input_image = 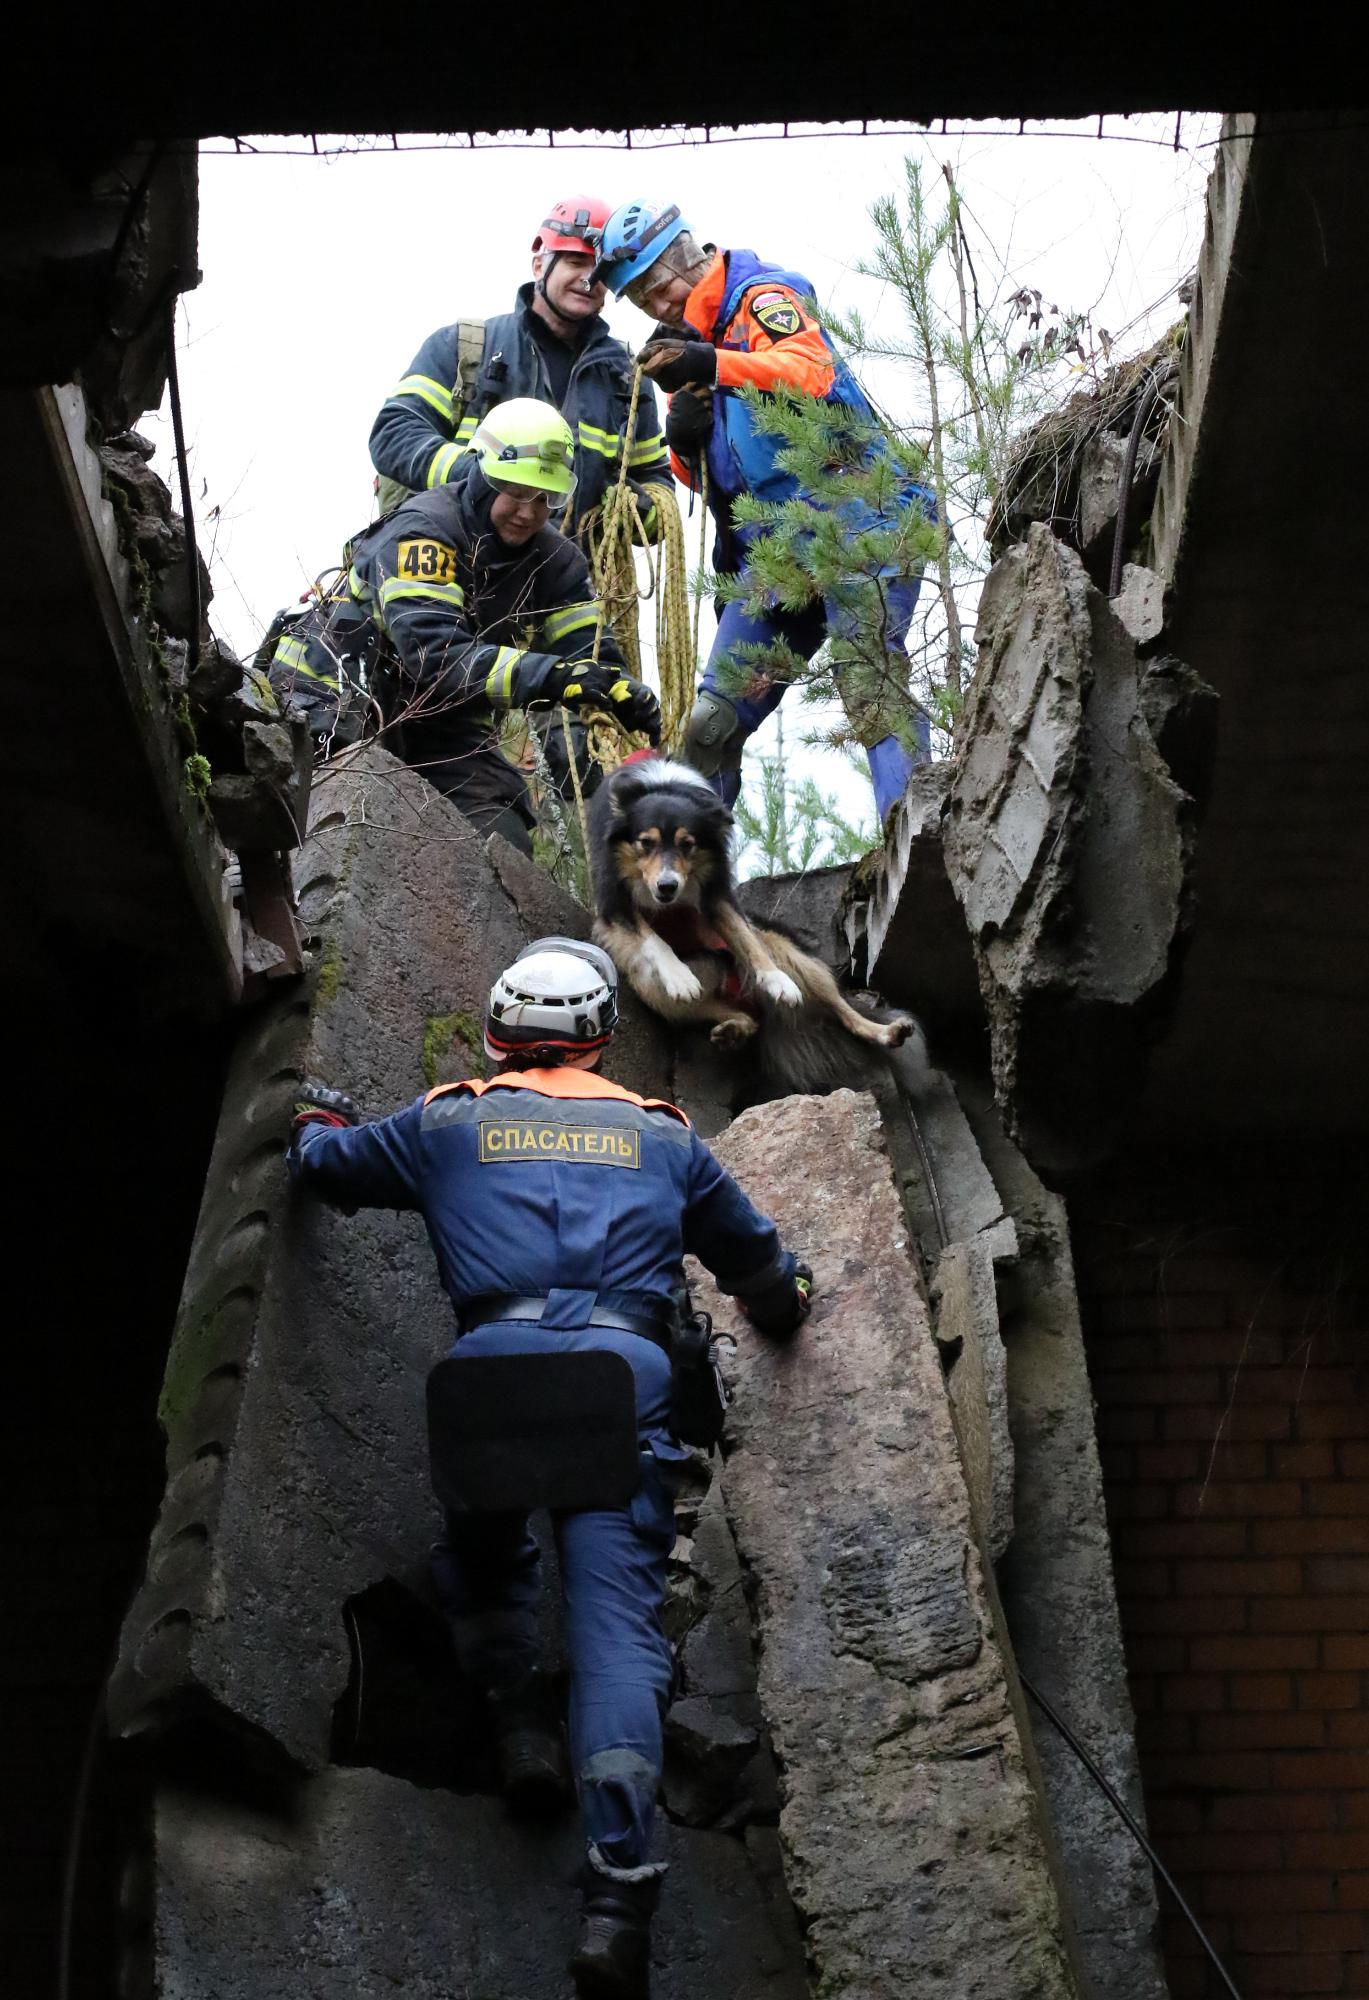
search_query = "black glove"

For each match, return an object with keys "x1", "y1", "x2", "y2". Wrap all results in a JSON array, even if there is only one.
[
  {"x1": 291, "y1": 1081, "x2": 359, "y2": 1133},
  {"x1": 535, "y1": 658, "x2": 662, "y2": 742},
  {"x1": 666, "y1": 387, "x2": 714, "y2": 460},
  {"x1": 738, "y1": 1258, "x2": 814, "y2": 1340},
  {"x1": 638, "y1": 338, "x2": 717, "y2": 394}
]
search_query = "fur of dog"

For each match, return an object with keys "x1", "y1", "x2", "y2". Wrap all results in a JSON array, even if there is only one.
[{"x1": 589, "y1": 757, "x2": 914, "y2": 1092}]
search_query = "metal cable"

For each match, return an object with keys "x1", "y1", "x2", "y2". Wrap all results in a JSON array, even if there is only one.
[
  {"x1": 164, "y1": 284, "x2": 203, "y2": 656},
  {"x1": 1019, "y1": 1672, "x2": 1245, "y2": 2000},
  {"x1": 1108, "y1": 370, "x2": 1163, "y2": 600}
]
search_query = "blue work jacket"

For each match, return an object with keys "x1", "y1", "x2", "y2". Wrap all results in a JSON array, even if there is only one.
[{"x1": 288, "y1": 1068, "x2": 793, "y2": 1329}]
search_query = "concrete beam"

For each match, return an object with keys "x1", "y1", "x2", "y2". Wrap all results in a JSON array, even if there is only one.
[
  {"x1": 1129, "y1": 114, "x2": 1369, "y2": 1138},
  {"x1": 694, "y1": 1089, "x2": 1081, "y2": 2000},
  {"x1": 2, "y1": 382, "x2": 238, "y2": 1018},
  {"x1": 945, "y1": 524, "x2": 1194, "y2": 1172}
]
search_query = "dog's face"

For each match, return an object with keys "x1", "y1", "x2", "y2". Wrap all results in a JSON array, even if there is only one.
[{"x1": 607, "y1": 765, "x2": 730, "y2": 914}]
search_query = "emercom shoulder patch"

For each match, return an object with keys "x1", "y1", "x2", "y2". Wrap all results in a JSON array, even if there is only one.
[
  {"x1": 478, "y1": 1121, "x2": 641, "y2": 1168},
  {"x1": 396, "y1": 538, "x2": 459, "y2": 583},
  {"x1": 750, "y1": 290, "x2": 803, "y2": 338}
]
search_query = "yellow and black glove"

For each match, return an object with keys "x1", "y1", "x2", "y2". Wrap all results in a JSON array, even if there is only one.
[{"x1": 538, "y1": 660, "x2": 661, "y2": 743}]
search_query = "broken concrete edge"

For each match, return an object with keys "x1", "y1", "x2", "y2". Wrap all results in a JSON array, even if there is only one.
[
  {"x1": 932, "y1": 1239, "x2": 1015, "y2": 1562},
  {"x1": 1150, "y1": 115, "x2": 1257, "y2": 585},
  {"x1": 850, "y1": 763, "x2": 950, "y2": 984},
  {"x1": 106, "y1": 983, "x2": 315, "y2": 1744},
  {"x1": 47, "y1": 381, "x2": 242, "y2": 1011}
]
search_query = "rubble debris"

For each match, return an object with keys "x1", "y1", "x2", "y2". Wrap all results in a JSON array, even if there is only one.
[
  {"x1": 989, "y1": 335, "x2": 1182, "y2": 591},
  {"x1": 1111, "y1": 562, "x2": 1167, "y2": 651},
  {"x1": 101, "y1": 427, "x2": 211, "y2": 645},
  {"x1": 99, "y1": 426, "x2": 314, "y2": 993}
]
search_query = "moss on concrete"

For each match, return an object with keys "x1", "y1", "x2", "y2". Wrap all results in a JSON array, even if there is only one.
[
  {"x1": 158, "y1": 1293, "x2": 248, "y2": 1438},
  {"x1": 314, "y1": 939, "x2": 343, "y2": 1010},
  {"x1": 422, "y1": 1008, "x2": 484, "y2": 1089}
]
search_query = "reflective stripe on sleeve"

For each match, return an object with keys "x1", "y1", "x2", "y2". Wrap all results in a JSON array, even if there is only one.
[
  {"x1": 541, "y1": 601, "x2": 601, "y2": 645},
  {"x1": 378, "y1": 576, "x2": 467, "y2": 615},
  {"x1": 392, "y1": 373, "x2": 453, "y2": 419},
  {"x1": 576, "y1": 420, "x2": 624, "y2": 462},
  {"x1": 272, "y1": 635, "x2": 338, "y2": 689},
  {"x1": 629, "y1": 431, "x2": 667, "y2": 466},
  {"x1": 426, "y1": 439, "x2": 467, "y2": 487},
  {"x1": 484, "y1": 646, "x2": 526, "y2": 707}
]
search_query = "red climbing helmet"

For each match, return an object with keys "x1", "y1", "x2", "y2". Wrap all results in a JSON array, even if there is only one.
[{"x1": 532, "y1": 196, "x2": 613, "y2": 256}]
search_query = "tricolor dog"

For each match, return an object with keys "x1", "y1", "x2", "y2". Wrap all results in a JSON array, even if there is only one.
[{"x1": 589, "y1": 758, "x2": 914, "y2": 1091}]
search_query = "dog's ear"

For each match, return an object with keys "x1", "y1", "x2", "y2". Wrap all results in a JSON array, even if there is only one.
[{"x1": 606, "y1": 769, "x2": 659, "y2": 817}]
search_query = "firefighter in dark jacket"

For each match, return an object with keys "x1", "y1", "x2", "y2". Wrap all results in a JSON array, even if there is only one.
[
  {"x1": 268, "y1": 400, "x2": 660, "y2": 855},
  {"x1": 289, "y1": 939, "x2": 812, "y2": 1999},
  {"x1": 369, "y1": 195, "x2": 670, "y2": 531}
]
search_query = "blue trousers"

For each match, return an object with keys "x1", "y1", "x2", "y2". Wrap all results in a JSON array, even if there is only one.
[
  {"x1": 430, "y1": 1321, "x2": 682, "y2": 1873},
  {"x1": 701, "y1": 570, "x2": 930, "y2": 818}
]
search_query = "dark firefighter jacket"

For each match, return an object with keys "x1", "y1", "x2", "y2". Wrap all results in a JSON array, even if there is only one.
[
  {"x1": 369, "y1": 285, "x2": 670, "y2": 532},
  {"x1": 269, "y1": 457, "x2": 626, "y2": 731},
  {"x1": 288, "y1": 1067, "x2": 796, "y2": 1325}
]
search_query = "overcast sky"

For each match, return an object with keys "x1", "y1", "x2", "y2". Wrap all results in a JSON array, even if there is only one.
[{"x1": 146, "y1": 114, "x2": 1221, "y2": 845}]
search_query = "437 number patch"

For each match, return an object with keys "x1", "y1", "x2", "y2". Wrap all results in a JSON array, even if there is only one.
[{"x1": 396, "y1": 538, "x2": 458, "y2": 583}]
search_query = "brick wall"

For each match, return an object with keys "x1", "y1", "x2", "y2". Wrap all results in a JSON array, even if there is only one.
[{"x1": 1073, "y1": 1163, "x2": 1369, "y2": 2000}]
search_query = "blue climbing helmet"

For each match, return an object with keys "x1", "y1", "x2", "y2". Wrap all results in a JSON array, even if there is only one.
[{"x1": 592, "y1": 201, "x2": 691, "y2": 298}]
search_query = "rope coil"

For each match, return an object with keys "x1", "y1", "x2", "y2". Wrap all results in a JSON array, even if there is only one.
[{"x1": 557, "y1": 363, "x2": 707, "y2": 847}]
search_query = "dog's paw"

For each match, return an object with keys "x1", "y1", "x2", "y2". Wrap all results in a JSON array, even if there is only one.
[
  {"x1": 711, "y1": 1014, "x2": 759, "y2": 1051},
  {"x1": 756, "y1": 968, "x2": 803, "y2": 1009},
  {"x1": 659, "y1": 961, "x2": 703, "y2": 1004},
  {"x1": 877, "y1": 1013, "x2": 916, "y2": 1048}
]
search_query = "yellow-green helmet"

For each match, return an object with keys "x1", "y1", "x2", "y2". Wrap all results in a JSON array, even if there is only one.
[{"x1": 469, "y1": 398, "x2": 577, "y2": 500}]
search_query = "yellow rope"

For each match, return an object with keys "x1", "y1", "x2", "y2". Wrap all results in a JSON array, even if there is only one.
[
  {"x1": 556, "y1": 364, "x2": 706, "y2": 858},
  {"x1": 539, "y1": 369, "x2": 716, "y2": 879}
]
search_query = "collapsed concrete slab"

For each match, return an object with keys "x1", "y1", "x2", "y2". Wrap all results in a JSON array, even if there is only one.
[
  {"x1": 692, "y1": 1090, "x2": 1080, "y2": 2000},
  {"x1": 149, "y1": 1772, "x2": 809, "y2": 2000},
  {"x1": 108, "y1": 745, "x2": 671, "y2": 1766},
  {"x1": 944, "y1": 523, "x2": 1199, "y2": 1172},
  {"x1": 953, "y1": 1075, "x2": 1169, "y2": 2000}
]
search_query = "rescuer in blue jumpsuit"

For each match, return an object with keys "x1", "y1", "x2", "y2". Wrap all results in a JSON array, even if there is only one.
[
  {"x1": 288, "y1": 938, "x2": 811, "y2": 1998},
  {"x1": 594, "y1": 201, "x2": 937, "y2": 821}
]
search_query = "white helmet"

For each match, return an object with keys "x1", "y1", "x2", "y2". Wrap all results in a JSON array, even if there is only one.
[{"x1": 483, "y1": 937, "x2": 619, "y2": 1069}]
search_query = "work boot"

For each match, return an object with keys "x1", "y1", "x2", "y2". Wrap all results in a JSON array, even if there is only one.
[
  {"x1": 489, "y1": 1673, "x2": 571, "y2": 1818},
  {"x1": 569, "y1": 1858, "x2": 663, "y2": 1999}
]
